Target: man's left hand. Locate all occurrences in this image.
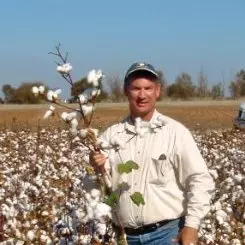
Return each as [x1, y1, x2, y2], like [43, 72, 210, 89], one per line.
[172, 226, 198, 245]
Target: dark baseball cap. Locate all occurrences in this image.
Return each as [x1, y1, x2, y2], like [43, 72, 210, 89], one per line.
[124, 62, 159, 83]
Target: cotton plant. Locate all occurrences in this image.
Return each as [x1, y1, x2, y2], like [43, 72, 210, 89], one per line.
[0, 126, 245, 244]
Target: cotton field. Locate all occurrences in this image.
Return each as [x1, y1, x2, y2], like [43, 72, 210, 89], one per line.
[0, 127, 244, 245]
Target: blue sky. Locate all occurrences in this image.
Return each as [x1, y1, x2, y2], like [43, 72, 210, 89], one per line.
[0, 0, 244, 98]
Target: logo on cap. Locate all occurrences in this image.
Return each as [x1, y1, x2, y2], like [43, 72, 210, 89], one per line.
[135, 62, 146, 68]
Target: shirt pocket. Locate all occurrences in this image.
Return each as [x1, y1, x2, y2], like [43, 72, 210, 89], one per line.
[149, 154, 171, 185]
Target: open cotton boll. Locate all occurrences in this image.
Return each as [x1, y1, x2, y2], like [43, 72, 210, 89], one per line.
[71, 118, 78, 129]
[80, 129, 88, 138]
[82, 104, 93, 116]
[79, 94, 88, 104]
[43, 110, 53, 119]
[90, 188, 101, 199]
[53, 89, 62, 99]
[56, 63, 72, 74]
[61, 112, 68, 121]
[91, 88, 101, 97]
[97, 139, 112, 150]
[32, 86, 39, 95]
[67, 111, 79, 121]
[27, 230, 35, 241]
[135, 117, 141, 127]
[156, 115, 166, 125]
[38, 85, 45, 94]
[109, 136, 125, 149]
[87, 69, 103, 87]
[95, 223, 107, 235]
[94, 203, 112, 220]
[47, 90, 54, 101]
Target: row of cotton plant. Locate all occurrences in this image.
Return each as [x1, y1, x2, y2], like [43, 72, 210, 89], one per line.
[193, 129, 245, 245]
[0, 127, 244, 244]
[0, 128, 115, 244]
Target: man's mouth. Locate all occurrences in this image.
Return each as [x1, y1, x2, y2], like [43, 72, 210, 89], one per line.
[137, 101, 148, 107]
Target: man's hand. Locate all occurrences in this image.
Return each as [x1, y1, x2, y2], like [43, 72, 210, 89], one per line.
[90, 151, 107, 172]
[172, 226, 198, 245]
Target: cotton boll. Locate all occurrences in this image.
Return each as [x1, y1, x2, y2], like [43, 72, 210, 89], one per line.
[87, 69, 103, 87]
[80, 129, 88, 138]
[53, 89, 62, 99]
[91, 88, 101, 97]
[40, 234, 47, 242]
[39, 85, 45, 94]
[90, 188, 101, 199]
[156, 115, 166, 125]
[41, 211, 49, 216]
[67, 111, 79, 121]
[61, 112, 68, 121]
[135, 117, 141, 127]
[109, 136, 125, 149]
[71, 118, 78, 129]
[57, 63, 72, 74]
[47, 90, 54, 101]
[85, 193, 92, 202]
[27, 230, 35, 241]
[43, 110, 53, 119]
[32, 86, 39, 95]
[94, 203, 112, 221]
[79, 94, 88, 104]
[63, 63, 73, 73]
[95, 223, 107, 235]
[79, 234, 91, 245]
[82, 104, 93, 116]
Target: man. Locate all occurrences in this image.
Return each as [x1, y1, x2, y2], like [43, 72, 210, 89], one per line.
[91, 62, 214, 245]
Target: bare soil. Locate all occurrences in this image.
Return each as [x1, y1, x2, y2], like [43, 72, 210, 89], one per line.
[0, 100, 240, 131]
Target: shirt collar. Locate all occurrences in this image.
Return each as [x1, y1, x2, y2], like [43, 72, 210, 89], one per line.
[123, 110, 161, 134]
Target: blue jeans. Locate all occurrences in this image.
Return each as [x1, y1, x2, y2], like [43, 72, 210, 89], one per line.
[126, 217, 184, 245]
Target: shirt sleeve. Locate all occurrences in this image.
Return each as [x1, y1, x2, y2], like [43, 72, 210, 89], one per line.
[176, 127, 215, 229]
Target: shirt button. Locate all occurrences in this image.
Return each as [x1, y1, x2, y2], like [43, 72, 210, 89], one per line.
[137, 151, 140, 154]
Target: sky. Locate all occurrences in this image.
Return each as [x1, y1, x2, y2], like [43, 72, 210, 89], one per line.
[0, 0, 244, 98]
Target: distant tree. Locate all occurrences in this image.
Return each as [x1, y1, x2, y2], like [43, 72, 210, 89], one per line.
[157, 70, 167, 100]
[0, 97, 4, 104]
[167, 72, 195, 100]
[15, 82, 46, 104]
[211, 83, 224, 99]
[229, 69, 245, 98]
[197, 68, 208, 98]
[2, 84, 15, 103]
[2, 82, 46, 104]
[107, 75, 125, 102]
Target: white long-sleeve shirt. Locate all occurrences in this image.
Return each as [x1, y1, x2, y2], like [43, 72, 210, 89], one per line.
[101, 110, 214, 229]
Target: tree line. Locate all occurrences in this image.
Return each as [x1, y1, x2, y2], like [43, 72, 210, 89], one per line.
[1, 69, 245, 104]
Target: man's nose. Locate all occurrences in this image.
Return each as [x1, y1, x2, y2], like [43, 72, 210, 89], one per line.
[138, 89, 146, 98]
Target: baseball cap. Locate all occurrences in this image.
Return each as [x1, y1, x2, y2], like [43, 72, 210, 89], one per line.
[124, 62, 159, 83]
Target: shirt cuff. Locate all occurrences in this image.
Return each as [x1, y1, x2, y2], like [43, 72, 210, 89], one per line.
[184, 215, 201, 229]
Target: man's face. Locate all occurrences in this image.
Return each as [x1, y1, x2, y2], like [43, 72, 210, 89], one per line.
[125, 76, 160, 121]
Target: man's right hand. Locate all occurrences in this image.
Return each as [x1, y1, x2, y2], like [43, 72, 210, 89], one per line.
[90, 151, 107, 172]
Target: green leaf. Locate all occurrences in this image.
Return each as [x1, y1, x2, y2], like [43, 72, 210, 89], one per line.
[130, 192, 145, 206]
[126, 160, 139, 170]
[104, 191, 120, 207]
[117, 161, 139, 174]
